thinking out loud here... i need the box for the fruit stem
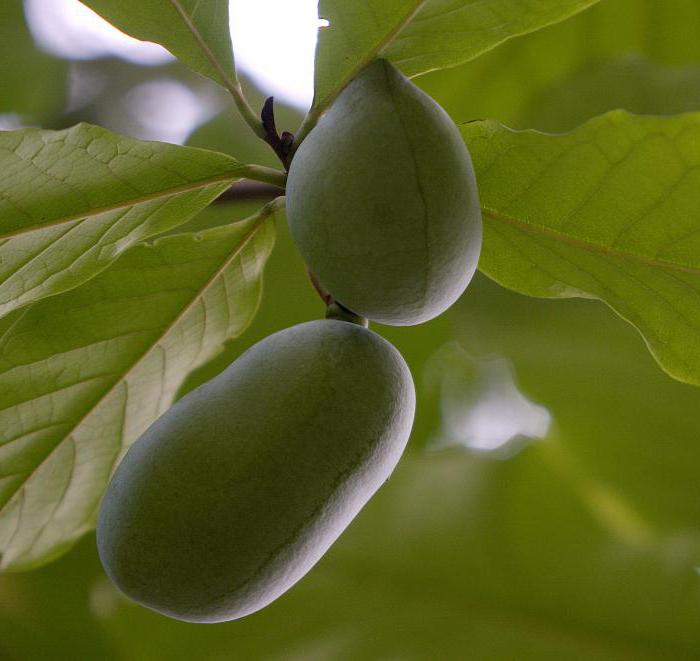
[308,269,333,306]
[325,302,368,327]
[308,271,368,327]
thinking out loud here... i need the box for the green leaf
[79,0,236,90]
[420,0,700,132]
[464,110,700,386]
[0,202,279,571]
[310,0,600,124]
[0,123,268,318]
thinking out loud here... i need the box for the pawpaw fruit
[286,58,482,326]
[97,319,415,623]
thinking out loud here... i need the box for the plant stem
[228,81,268,140]
[167,0,266,140]
[308,269,333,305]
[214,181,285,204]
[291,106,322,156]
[241,165,287,188]
[308,271,368,327]
[258,196,286,218]
[326,302,368,327]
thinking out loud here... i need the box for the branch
[214,180,286,204]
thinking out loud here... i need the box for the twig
[214,180,286,204]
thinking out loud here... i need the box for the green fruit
[97,320,415,623]
[286,59,482,326]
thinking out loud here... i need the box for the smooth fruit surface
[286,59,482,326]
[97,320,415,623]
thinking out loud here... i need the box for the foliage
[465,111,700,386]
[0,123,258,315]
[0,206,276,570]
[1,0,699,657]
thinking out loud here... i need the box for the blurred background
[1,0,700,658]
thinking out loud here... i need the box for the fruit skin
[97,319,415,623]
[286,58,482,326]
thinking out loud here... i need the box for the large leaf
[0,123,279,318]
[309,0,600,128]
[0,202,279,571]
[463,111,700,387]
[420,0,700,131]
[79,0,236,90]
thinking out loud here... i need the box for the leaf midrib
[312,0,429,114]
[0,172,240,242]
[167,0,239,95]
[0,214,270,519]
[483,205,700,277]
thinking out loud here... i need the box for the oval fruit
[286,58,482,326]
[97,319,415,623]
